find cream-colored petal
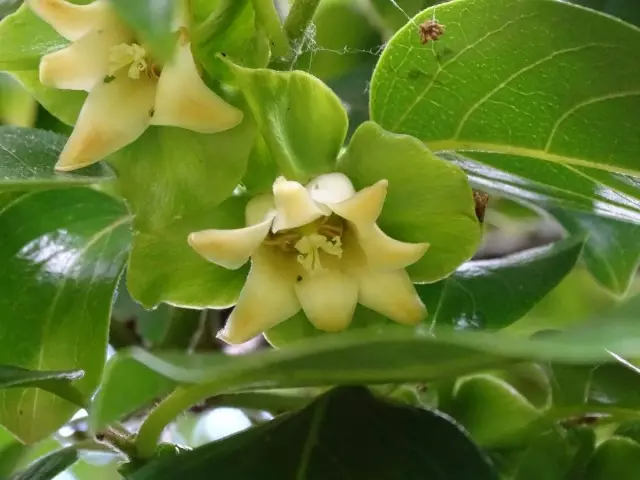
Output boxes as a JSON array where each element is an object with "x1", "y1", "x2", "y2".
[
  {"x1": 27, "y1": 0, "x2": 123, "y2": 41},
  {"x1": 329, "y1": 179, "x2": 427, "y2": 269},
  {"x1": 39, "y1": 28, "x2": 123, "y2": 91},
  {"x1": 295, "y1": 270, "x2": 357, "y2": 332},
  {"x1": 356, "y1": 224, "x2": 429, "y2": 270},
  {"x1": 272, "y1": 177, "x2": 328, "y2": 232},
  {"x1": 245, "y1": 194, "x2": 276, "y2": 226},
  {"x1": 55, "y1": 74, "x2": 156, "y2": 171},
  {"x1": 328, "y1": 179, "x2": 388, "y2": 227},
  {"x1": 307, "y1": 172, "x2": 355, "y2": 206},
  {"x1": 217, "y1": 247, "x2": 301, "y2": 345},
  {"x1": 152, "y1": 43, "x2": 243, "y2": 133},
  {"x1": 188, "y1": 218, "x2": 272, "y2": 270},
  {"x1": 356, "y1": 268, "x2": 427, "y2": 326}
]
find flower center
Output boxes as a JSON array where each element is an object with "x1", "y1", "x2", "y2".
[
  {"x1": 294, "y1": 234, "x2": 343, "y2": 273},
  {"x1": 264, "y1": 216, "x2": 345, "y2": 273},
  {"x1": 108, "y1": 43, "x2": 159, "y2": 80}
]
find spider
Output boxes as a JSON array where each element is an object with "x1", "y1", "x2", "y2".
[{"x1": 419, "y1": 19, "x2": 445, "y2": 44}]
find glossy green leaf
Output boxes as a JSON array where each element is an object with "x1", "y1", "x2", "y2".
[
  {"x1": 584, "y1": 436, "x2": 640, "y2": 480},
  {"x1": 371, "y1": 0, "x2": 640, "y2": 175},
  {"x1": 339, "y1": 121, "x2": 481, "y2": 282},
  {"x1": 418, "y1": 236, "x2": 584, "y2": 330},
  {"x1": 228, "y1": 62, "x2": 348, "y2": 181},
  {"x1": 446, "y1": 152, "x2": 640, "y2": 225},
  {"x1": 0, "y1": 188, "x2": 131, "y2": 443},
  {"x1": 550, "y1": 208, "x2": 640, "y2": 295},
  {"x1": 0, "y1": 366, "x2": 84, "y2": 407},
  {"x1": 0, "y1": 126, "x2": 110, "y2": 190},
  {"x1": 11, "y1": 446, "x2": 78, "y2": 480},
  {"x1": 110, "y1": 0, "x2": 176, "y2": 60},
  {"x1": 109, "y1": 123, "x2": 254, "y2": 309},
  {"x1": 127, "y1": 386, "x2": 498, "y2": 480},
  {"x1": 448, "y1": 375, "x2": 539, "y2": 448},
  {"x1": 89, "y1": 351, "x2": 177, "y2": 433}
]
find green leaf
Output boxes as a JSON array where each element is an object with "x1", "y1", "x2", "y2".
[
  {"x1": 339, "y1": 121, "x2": 481, "y2": 282},
  {"x1": 11, "y1": 447, "x2": 78, "y2": 480},
  {"x1": 549, "y1": 362, "x2": 640, "y2": 409},
  {"x1": 418, "y1": 236, "x2": 585, "y2": 331},
  {"x1": 0, "y1": 4, "x2": 66, "y2": 71},
  {"x1": 550, "y1": 208, "x2": 640, "y2": 295},
  {"x1": 584, "y1": 436, "x2": 640, "y2": 480},
  {"x1": 513, "y1": 427, "x2": 595, "y2": 480},
  {"x1": 447, "y1": 374, "x2": 539, "y2": 448},
  {"x1": 108, "y1": 123, "x2": 254, "y2": 309},
  {"x1": 0, "y1": 188, "x2": 131, "y2": 443},
  {"x1": 0, "y1": 426, "x2": 29, "y2": 478},
  {"x1": 89, "y1": 351, "x2": 177, "y2": 433},
  {"x1": 0, "y1": 126, "x2": 110, "y2": 190},
  {"x1": 193, "y1": 0, "x2": 270, "y2": 77},
  {"x1": 0, "y1": 366, "x2": 84, "y2": 407},
  {"x1": 126, "y1": 386, "x2": 498, "y2": 479},
  {"x1": 110, "y1": 0, "x2": 176, "y2": 61},
  {"x1": 0, "y1": 73, "x2": 36, "y2": 127},
  {"x1": 371, "y1": 0, "x2": 640, "y2": 176},
  {"x1": 369, "y1": 0, "x2": 437, "y2": 32},
  {"x1": 0, "y1": 6, "x2": 85, "y2": 125},
  {"x1": 228, "y1": 62, "x2": 348, "y2": 181},
  {"x1": 126, "y1": 314, "x2": 640, "y2": 388},
  {"x1": 446, "y1": 152, "x2": 640, "y2": 225}
]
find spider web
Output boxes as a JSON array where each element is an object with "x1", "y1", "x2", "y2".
[{"x1": 282, "y1": 0, "x2": 440, "y2": 95}]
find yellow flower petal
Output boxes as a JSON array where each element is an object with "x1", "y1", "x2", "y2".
[
  {"x1": 218, "y1": 247, "x2": 301, "y2": 344},
  {"x1": 55, "y1": 74, "x2": 156, "y2": 171},
  {"x1": 357, "y1": 224, "x2": 429, "y2": 270},
  {"x1": 294, "y1": 270, "x2": 357, "y2": 331},
  {"x1": 245, "y1": 194, "x2": 275, "y2": 226},
  {"x1": 306, "y1": 172, "x2": 355, "y2": 205},
  {"x1": 152, "y1": 43, "x2": 243, "y2": 133},
  {"x1": 330, "y1": 179, "x2": 427, "y2": 269},
  {"x1": 329, "y1": 179, "x2": 388, "y2": 227},
  {"x1": 27, "y1": 0, "x2": 124, "y2": 41},
  {"x1": 356, "y1": 268, "x2": 427, "y2": 326},
  {"x1": 188, "y1": 218, "x2": 273, "y2": 270},
  {"x1": 39, "y1": 29, "x2": 126, "y2": 91},
  {"x1": 272, "y1": 177, "x2": 328, "y2": 233}
]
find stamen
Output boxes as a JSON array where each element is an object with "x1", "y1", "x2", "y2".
[
  {"x1": 295, "y1": 234, "x2": 343, "y2": 273},
  {"x1": 108, "y1": 43, "x2": 149, "y2": 80}
]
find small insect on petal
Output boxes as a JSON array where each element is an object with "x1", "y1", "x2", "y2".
[{"x1": 419, "y1": 19, "x2": 445, "y2": 45}]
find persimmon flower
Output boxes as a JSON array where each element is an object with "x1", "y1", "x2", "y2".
[
  {"x1": 28, "y1": 0, "x2": 243, "y2": 171},
  {"x1": 189, "y1": 173, "x2": 429, "y2": 344}
]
